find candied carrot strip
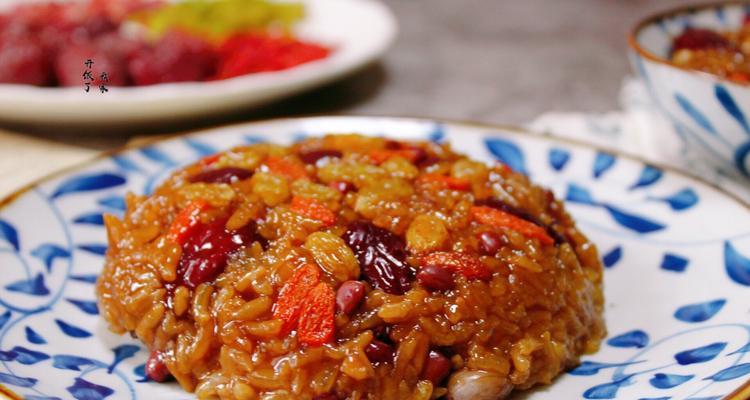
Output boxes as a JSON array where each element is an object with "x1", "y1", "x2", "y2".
[
  {"x1": 418, "y1": 174, "x2": 471, "y2": 191},
  {"x1": 265, "y1": 157, "x2": 309, "y2": 180},
  {"x1": 168, "y1": 199, "x2": 210, "y2": 244},
  {"x1": 273, "y1": 264, "x2": 321, "y2": 334},
  {"x1": 470, "y1": 206, "x2": 554, "y2": 245},
  {"x1": 418, "y1": 251, "x2": 491, "y2": 280},
  {"x1": 290, "y1": 196, "x2": 336, "y2": 227},
  {"x1": 297, "y1": 282, "x2": 335, "y2": 346}
]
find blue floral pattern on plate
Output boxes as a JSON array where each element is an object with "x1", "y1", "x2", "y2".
[{"x1": 0, "y1": 117, "x2": 748, "y2": 399}]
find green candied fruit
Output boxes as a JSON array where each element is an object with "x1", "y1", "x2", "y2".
[{"x1": 133, "y1": 0, "x2": 305, "y2": 41}]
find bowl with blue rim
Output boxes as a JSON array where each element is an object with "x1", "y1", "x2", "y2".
[{"x1": 628, "y1": 1, "x2": 750, "y2": 178}]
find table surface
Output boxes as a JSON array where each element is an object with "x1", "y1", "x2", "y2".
[{"x1": 0, "y1": 0, "x2": 686, "y2": 150}]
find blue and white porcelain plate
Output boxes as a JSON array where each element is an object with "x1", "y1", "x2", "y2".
[{"x1": 0, "y1": 116, "x2": 748, "y2": 400}]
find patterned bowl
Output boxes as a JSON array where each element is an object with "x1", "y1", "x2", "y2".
[{"x1": 628, "y1": 1, "x2": 750, "y2": 178}]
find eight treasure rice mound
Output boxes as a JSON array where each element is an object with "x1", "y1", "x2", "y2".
[{"x1": 96, "y1": 134, "x2": 605, "y2": 400}]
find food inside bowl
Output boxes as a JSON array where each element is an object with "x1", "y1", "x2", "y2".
[
  {"x1": 96, "y1": 134, "x2": 605, "y2": 399},
  {"x1": 0, "y1": 0, "x2": 330, "y2": 87},
  {"x1": 670, "y1": 24, "x2": 750, "y2": 84}
]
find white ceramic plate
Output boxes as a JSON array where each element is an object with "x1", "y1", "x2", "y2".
[
  {"x1": 0, "y1": 116, "x2": 749, "y2": 400},
  {"x1": 0, "y1": 0, "x2": 397, "y2": 124}
]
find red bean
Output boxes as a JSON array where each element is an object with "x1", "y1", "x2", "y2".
[
  {"x1": 422, "y1": 350, "x2": 451, "y2": 385},
  {"x1": 145, "y1": 350, "x2": 171, "y2": 382},
  {"x1": 299, "y1": 149, "x2": 343, "y2": 165},
  {"x1": 365, "y1": 339, "x2": 394, "y2": 364},
  {"x1": 329, "y1": 180, "x2": 356, "y2": 194},
  {"x1": 416, "y1": 265, "x2": 454, "y2": 291},
  {"x1": 336, "y1": 280, "x2": 365, "y2": 315},
  {"x1": 189, "y1": 167, "x2": 254, "y2": 184},
  {"x1": 477, "y1": 231, "x2": 502, "y2": 255}
]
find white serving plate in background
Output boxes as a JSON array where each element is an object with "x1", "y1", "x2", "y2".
[{"x1": 0, "y1": 0, "x2": 397, "y2": 124}]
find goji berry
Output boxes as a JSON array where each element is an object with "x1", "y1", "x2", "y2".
[
  {"x1": 418, "y1": 174, "x2": 471, "y2": 191},
  {"x1": 471, "y1": 206, "x2": 554, "y2": 245},
  {"x1": 419, "y1": 251, "x2": 491, "y2": 280},
  {"x1": 369, "y1": 148, "x2": 423, "y2": 165},
  {"x1": 290, "y1": 196, "x2": 336, "y2": 226},
  {"x1": 265, "y1": 156, "x2": 309, "y2": 180},
  {"x1": 297, "y1": 282, "x2": 335, "y2": 346},
  {"x1": 273, "y1": 264, "x2": 321, "y2": 334},
  {"x1": 168, "y1": 199, "x2": 210, "y2": 244},
  {"x1": 198, "y1": 153, "x2": 221, "y2": 166}
]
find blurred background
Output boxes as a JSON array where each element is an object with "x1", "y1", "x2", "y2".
[{"x1": 1, "y1": 0, "x2": 686, "y2": 148}]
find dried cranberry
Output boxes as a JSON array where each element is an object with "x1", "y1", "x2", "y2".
[
  {"x1": 342, "y1": 221, "x2": 412, "y2": 295},
  {"x1": 673, "y1": 28, "x2": 732, "y2": 52},
  {"x1": 177, "y1": 219, "x2": 258, "y2": 289},
  {"x1": 336, "y1": 280, "x2": 365, "y2": 315},
  {"x1": 422, "y1": 350, "x2": 451, "y2": 385},
  {"x1": 329, "y1": 180, "x2": 356, "y2": 194},
  {"x1": 145, "y1": 350, "x2": 171, "y2": 382},
  {"x1": 189, "y1": 167, "x2": 254, "y2": 184},
  {"x1": 299, "y1": 149, "x2": 343, "y2": 165},
  {"x1": 477, "y1": 231, "x2": 502, "y2": 255},
  {"x1": 476, "y1": 198, "x2": 565, "y2": 244},
  {"x1": 416, "y1": 265, "x2": 454, "y2": 291},
  {"x1": 365, "y1": 339, "x2": 394, "y2": 364}
]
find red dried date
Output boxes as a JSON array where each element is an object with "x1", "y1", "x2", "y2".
[
  {"x1": 177, "y1": 219, "x2": 259, "y2": 288},
  {"x1": 342, "y1": 221, "x2": 412, "y2": 295},
  {"x1": 189, "y1": 167, "x2": 254, "y2": 184}
]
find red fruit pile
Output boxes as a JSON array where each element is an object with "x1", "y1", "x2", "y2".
[
  {"x1": 0, "y1": 1, "x2": 156, "y2": 86},
  {"x1": 0, "y1": 0, "x2": 330, "y2": 87}
]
